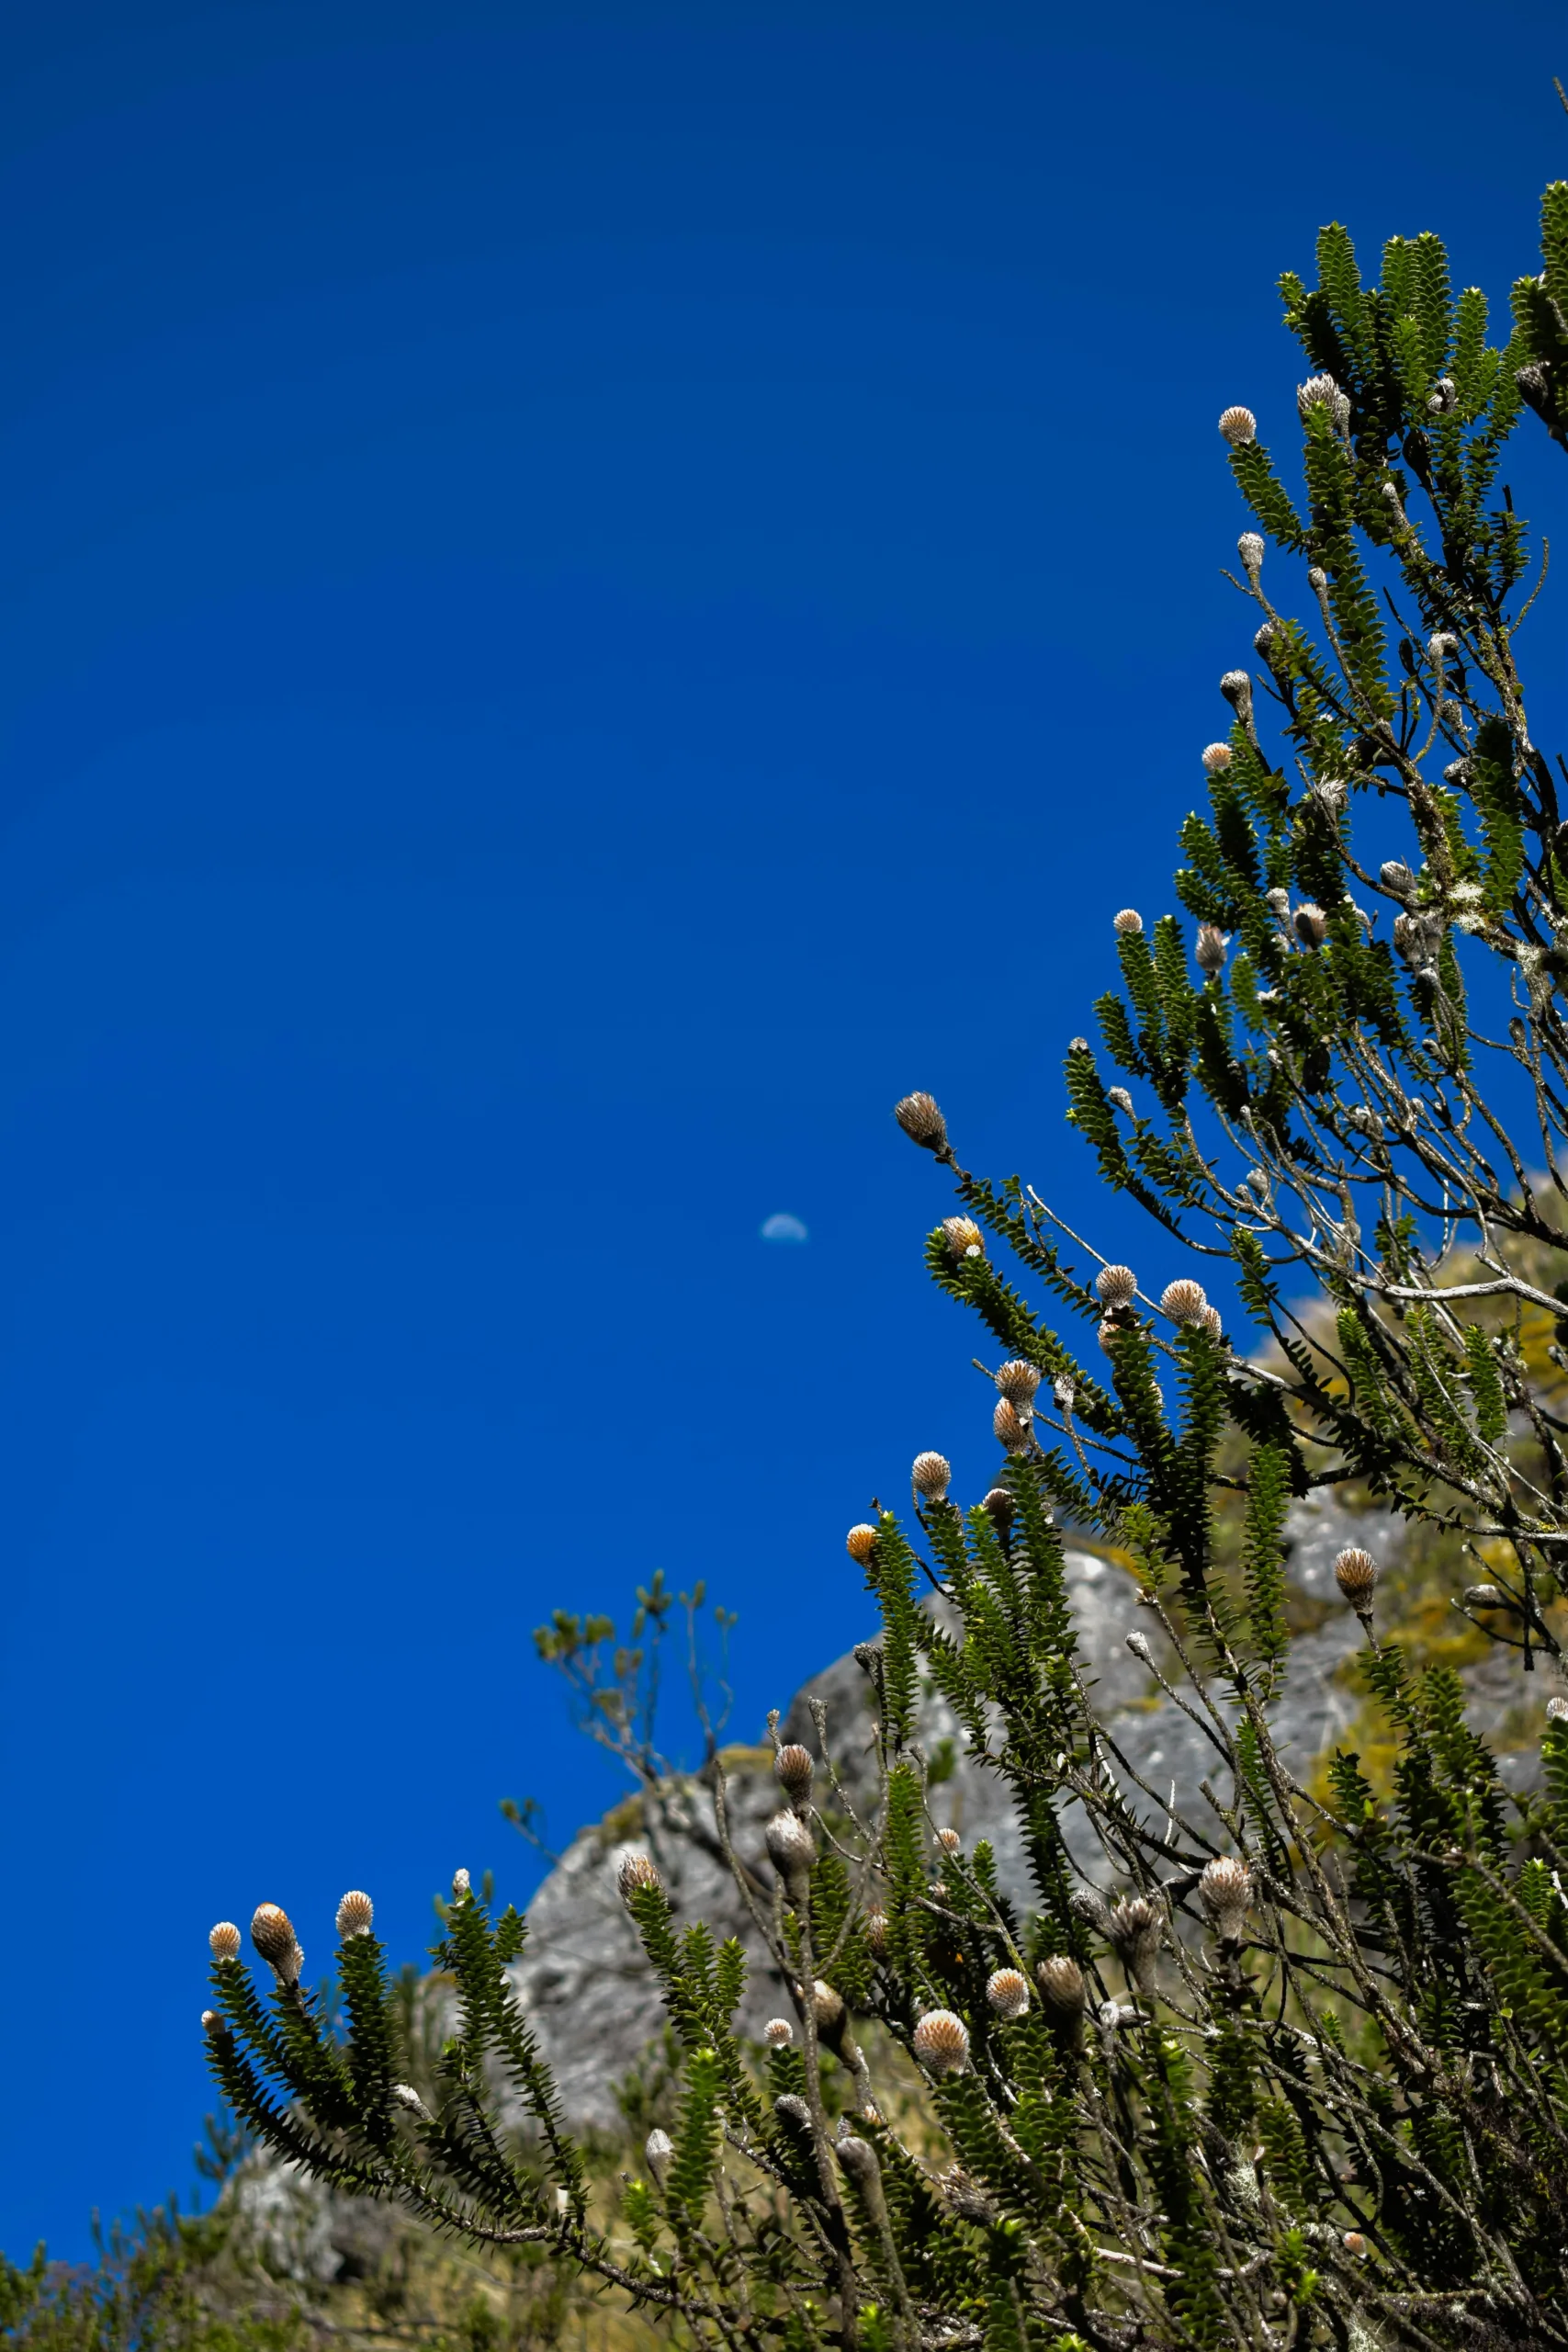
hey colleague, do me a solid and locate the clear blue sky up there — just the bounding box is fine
[3,0,1565,2263]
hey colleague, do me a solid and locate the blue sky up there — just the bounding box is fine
[3,0,1566,2262]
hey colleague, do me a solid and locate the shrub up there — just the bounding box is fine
[201,183,1568,2349]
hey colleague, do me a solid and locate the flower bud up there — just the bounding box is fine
[775,1743,815,1799]
[251,1904,300,1983]
[1237,531,1265,576]
[1052,1375,1075,1411]
[987,1968,1031,2020]
[391,2082,433,2120]
[1334,1547,1377,1609]
[209,1922,242,1962]
[1393,911,1421,961]
[773,2093,811,2132]
[863,1909,889,1959]
[835,2133,882,2195]
[766,1808,818,1892]
[1218,405,1257,447]
[763,2017,794,2048]
[1427,377,1457,416]
[201,2008,229,2040]
[1200,1304,1224,1342]
[911,1450,952,1501]
[617,1851,664,1905]
[645,2127,673,2187]
[1108,1894,1162,1992]
[1113,907,1144,936]
[1161,1278,1208,1326]
[895,1091,947,1151]
[1195,924,1227,975]
[912,2009,971,2075]
[994,1396,1030,1451]
[980,1485,1015,1532]
[1095,1263,1137,1310]
[1463,1584,1511,1611]
[336,1891,374,1939]
[804,1979,849,2050]
[995,1359,1042,1405]
[846,1523,879,1565]
[1294,901,1328,948]
[1108,1085,1134,1114]
[1201,742,1233,774]
[1547,1697,1568,1723]
[451,1869,471,1900]
[942,1216,985,1260]
[1343,2229,1369,2258]
[937,1826,962,1854]
[1199,1855,1252,1944]
[1265,887,1290,917]
[1254,620,1281,664]
[1096,1318,1122,1356]
[1036,1953,1087,2020]
[1220,670,1253,721]
[1125,1629,1153,1666]
[1307,564,1328,592]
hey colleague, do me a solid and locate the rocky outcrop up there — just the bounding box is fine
[509,1500,1423,2131]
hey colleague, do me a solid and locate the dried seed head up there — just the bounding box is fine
[937,1826,962,1854]
[1069,1884,1114,1938]
[336,1891,374,1939]
[1201,741,1234,774]
[451,1869,471,1900]
[1380,859,1416,899]
[644,2128,673,2187]
[1125,1629,1153,1665]
[1464,1583,1509,1610]
[912,2009,971,2075]
[1428,629,1459,665]
[863,1908,890,1958]
[1195,924,1227,975]
[765,1809,818,1884]
[1427,377,1458,416]
[201,2008,228,2040]
[1307,564,1328,592]
[1112,907,1144,936]
[391,2082,432,2120]
[1254,619,1280,664]
[1036,1954,1087,2017]
[251,1904,298,1968]
[1199,1856,1253,1941]
[1218,405,1257,447]
[807,1979,847,2042]
[1108,1085,1134,1114]
[1160,1278,1209,1326]
[774,1743,815,1799]
[1220,669,1253,718]
[994,1396,1030,1451]
[987,1968,1031,2020]
[911,1450,952,1501]
[980,1486,1016,1532]
[617,1851,665,1905]
[209,1922,242,1962]
[1334,1547,1378,1608]
[1393,911,1422,961]
[895,1091,948,1151]
[995,1359,1042,1404]
[1096,1263,1137,1310]
[1294,901,1328,948]
[1547,1697,1568,1723]
[1237,531,1265,575]
[1265,887,1290,916]
[846,1523,879,1565]
[762,2017,794,2048]
[942,1215,985,1260]
[773,2093,811,2132]
[1052,1374,1076,1410]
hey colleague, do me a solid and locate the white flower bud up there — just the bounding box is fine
[209,1922,242,1962]
[762,2017,794,2048]
[644,2127,673,2187]
[911,1450,952,1501]
[912,2009,970,2075]
[1113,907,1144,936]
[986,1968,1031,2020]
[336,1891,374,1939]
[1201,742,1234,773]
[1218,406,1257,447]
[1095,1263,1137,1309]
